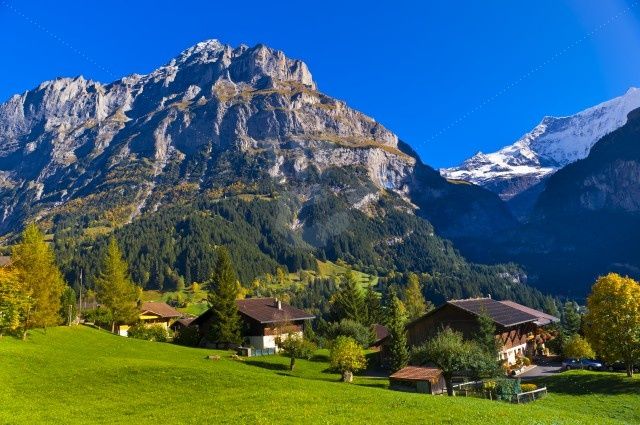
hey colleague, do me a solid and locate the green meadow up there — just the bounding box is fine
[1,326,638,424]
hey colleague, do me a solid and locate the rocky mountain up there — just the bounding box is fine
[459,108,640,296]
[0,40,546,305]
[0,39,511,238]
[441,88,640,200]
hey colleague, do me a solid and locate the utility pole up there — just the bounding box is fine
[78,268,83,315]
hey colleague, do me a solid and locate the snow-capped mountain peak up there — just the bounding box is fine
[441,88,640,199]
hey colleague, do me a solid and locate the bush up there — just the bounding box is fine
[128,324,170,342]
[324,319,373,347]
[523,356,532,366]
[520,383,537,392]
[173,326,200,347]
[496,378,521,400]
[483,380,497,391]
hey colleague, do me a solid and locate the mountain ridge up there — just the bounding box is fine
[441,87,640,200]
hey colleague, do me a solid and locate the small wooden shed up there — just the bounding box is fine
[389,366,446,395]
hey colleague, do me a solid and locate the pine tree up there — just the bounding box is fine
[330,269,365,323]
[206,247,241,347]
[475,311,502,376]
[11,224,65,333]
[403,273,432,321]
[386,292,409,372]
[562,301,582,336]
[94,237,139,333]
[364,285,382,326]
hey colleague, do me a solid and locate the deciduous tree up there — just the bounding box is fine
[330,336,367,382]
[412,328,492,396]
[584,273,640,377]
[563,334,595,360]
[0,267,29,337]
[12,224,65,333]
[276,334,316,370]
[403,273,432,321]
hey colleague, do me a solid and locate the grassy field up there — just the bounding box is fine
[1,327,638,424]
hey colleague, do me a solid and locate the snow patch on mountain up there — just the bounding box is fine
[441,87,640,199]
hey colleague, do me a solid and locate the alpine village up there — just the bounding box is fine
[1,4,640,424]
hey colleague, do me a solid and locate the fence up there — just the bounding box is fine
[512,387,547,404]
[446,380,548,403]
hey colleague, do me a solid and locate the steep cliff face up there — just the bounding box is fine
[0,39,509,241]
[0,41,413,231]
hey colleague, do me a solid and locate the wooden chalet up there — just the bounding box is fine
[389,366,446,395]
[117,301,182,337]
[191,297,315,350]
[402,298,558,365]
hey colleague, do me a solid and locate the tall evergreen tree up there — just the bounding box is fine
[403,273,432,321]
[386,292,409,372]
[12,223,65,333]
[206,247,241,347]
[364,284,382,325]
[330,269,365,323]
[475,311,502,376]
[94,237,139,333]
[562,301,582,336]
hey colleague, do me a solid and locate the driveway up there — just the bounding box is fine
[519,359,563,380]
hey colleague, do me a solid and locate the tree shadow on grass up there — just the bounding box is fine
[534,372,640,396]
[243,359,289,371]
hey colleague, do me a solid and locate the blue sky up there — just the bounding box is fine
[2,0,639,168]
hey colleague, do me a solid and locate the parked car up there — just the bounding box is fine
[562,358,603,371]
[605,361,640,373]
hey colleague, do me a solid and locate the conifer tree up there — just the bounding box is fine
[206,247,241,347]
[386,292,409,372]
[330,269,365,323]
[94,237,139,333]
[364,284,382,325]
[12,223,65,333]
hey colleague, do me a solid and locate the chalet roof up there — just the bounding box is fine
[389,366,442,382]
[237,298,315,324]
[140,302,182,318]
[372,324,389,346]
[448,298,538,327]
[499,300,559,326]
[173,317,195,327]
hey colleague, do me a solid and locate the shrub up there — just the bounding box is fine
[523,356,532,366]
[173,326,200,347]
[483,380,497,391]
[496,378,521,400]
[520,383,537,392]
[128,324,170,342]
